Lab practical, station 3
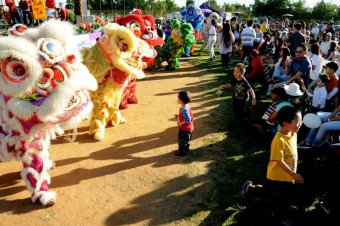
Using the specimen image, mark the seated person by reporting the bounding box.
[298,104,340,149]
[246,49,264,83]
[285,43,312,87]
[325,62,339,110]
[254,87,287,134]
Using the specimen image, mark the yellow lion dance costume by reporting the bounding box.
[81,24,148,141]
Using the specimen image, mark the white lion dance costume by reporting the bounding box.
[81,23,148,141]
[0,21,97,206]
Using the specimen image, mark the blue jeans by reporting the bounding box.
[273,66,290,82]
[306,112,340,147]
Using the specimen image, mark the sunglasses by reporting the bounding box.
[295,51,303,53]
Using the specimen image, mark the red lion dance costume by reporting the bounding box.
[116,9,164,109]
[0,21,97,206]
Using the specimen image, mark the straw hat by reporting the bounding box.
[303,113,322,128]
[284,83,303,96]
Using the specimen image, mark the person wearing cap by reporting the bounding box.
[245,49,264,83]
[285,43,312,87]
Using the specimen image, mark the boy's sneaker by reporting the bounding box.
[297,140,312,149]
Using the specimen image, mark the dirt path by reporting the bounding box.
[0,61,218,226]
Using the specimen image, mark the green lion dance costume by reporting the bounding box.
[153,19,195,70]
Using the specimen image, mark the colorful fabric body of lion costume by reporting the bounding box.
[0,20,97,206]
[152,19,195,71]
[115,9,163,109]
[81,23,148,141]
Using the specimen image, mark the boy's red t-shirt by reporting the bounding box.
[326,74,339,93]
[178,108,194,132]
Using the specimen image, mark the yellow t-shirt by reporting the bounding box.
[260,23,268,33]
[266,131,298,183]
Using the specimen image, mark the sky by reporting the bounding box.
[174,0,340,8]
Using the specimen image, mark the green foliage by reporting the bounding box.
[252,0,339,21]
[311,0,338,21]
[68,10,76,24]
[85,0,179,17]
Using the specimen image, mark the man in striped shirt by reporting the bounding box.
[241,20,256,63]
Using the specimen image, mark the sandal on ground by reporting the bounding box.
[239,180,252,199]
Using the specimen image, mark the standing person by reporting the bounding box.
[240,19,256,63]
[175,91,194,156]
[19,0,32,26]
[217,22,235,70]
[240,106,304,226]
[260,18,268,34]
[45,0,56,19]
[5,0,23,25]
[287,23,306,55]
[208,19,217,62]
[200,19,209,51]
[218,63,257,124]
[285,43,312,86]
[57,2,68,21]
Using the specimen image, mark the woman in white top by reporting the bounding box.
[217,22,235,69]
[208,19,217,61]
[308,43,322,80]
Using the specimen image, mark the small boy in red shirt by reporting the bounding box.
[175,91,194,156]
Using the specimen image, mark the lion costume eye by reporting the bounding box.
[1,57,29,83]
[127,21,142,37]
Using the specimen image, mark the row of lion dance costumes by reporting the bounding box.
[0,8,197,207]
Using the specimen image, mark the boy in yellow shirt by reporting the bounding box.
[239,106,304,225]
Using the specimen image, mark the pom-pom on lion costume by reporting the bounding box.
[0,20,97,206]
[152,19,195,71]
[81,23,148,141]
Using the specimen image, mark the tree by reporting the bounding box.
[292,0,311,20]
[205,0,223,11]
[312,0,338,21]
